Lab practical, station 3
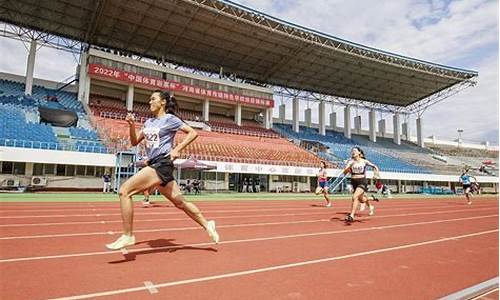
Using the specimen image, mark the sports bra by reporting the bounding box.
[350,159,367,176]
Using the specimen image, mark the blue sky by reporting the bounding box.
[0,0,498,144]
[233,0,499,143]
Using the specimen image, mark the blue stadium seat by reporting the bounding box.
[0,79,106,154]
[274,124,430,174]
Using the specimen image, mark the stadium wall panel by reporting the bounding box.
[0,146,115,167]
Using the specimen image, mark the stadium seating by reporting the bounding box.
[207,114,279,138]
[90,94,279,138]
[175,130,329,167]
[0,103,59,149]
[0,80,106,153]
[427,144,499,175]
[69,127,99,140]
[89,95,151,122]
[274,124,430,173]
[3,77,494,174]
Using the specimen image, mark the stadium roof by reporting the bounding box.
[0,0,478,107]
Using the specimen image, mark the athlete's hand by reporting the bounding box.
[170,149,180,161]
[125,112,135,126]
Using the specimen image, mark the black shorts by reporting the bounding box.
[463,184,471,190]
[351,177,368,192]
[147,154,175,187]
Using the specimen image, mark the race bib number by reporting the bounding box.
[143,127,160,149]
[351,161,365,174]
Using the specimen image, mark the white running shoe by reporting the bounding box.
[368,205,375,216]
[105,234,136,250]
[326,202,332,208]
[206,220,220,244]
[359,203,366,211]
[142,200,150,207]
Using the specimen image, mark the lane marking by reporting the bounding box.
[1,203,494,227]
[143,281,158,294]
[0,208,495,240]
[47,229,499,300]
[0,199,457,209]
[1,202,495,219]
[1,214,497,263]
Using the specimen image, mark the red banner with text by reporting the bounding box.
[88,64,274,108]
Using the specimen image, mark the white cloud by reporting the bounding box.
[0,0,497,143]
[251,0,499,144]
[423,52,499,143]
[33,46,79,82]
[0,38,78,82]
[0,38,30,75]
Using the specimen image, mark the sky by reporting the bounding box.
[0,0,498,144]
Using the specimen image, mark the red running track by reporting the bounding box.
[0,196,498,300]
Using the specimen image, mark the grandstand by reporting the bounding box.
[0,76,106,153]
[0,3,498,300]
[0,0,497,194]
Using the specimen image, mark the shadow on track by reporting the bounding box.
[108,238,217,264]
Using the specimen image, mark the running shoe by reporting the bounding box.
[326,202,332,208]
[142,200,150,207]
[206,220,220,244]
[359,203,366,211]
[370,194,380,202]
[345,215,355,223]
[105,234,136,250]
[467,201,472,205]
[368,205,375,216]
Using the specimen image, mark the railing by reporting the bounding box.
[211,126,279,138]
[417,186,454,195]
[55,74,77,91]
[181,154,320,168]
[0,138,109,154]
[98,111,148,123]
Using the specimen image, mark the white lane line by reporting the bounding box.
[0,219,328,240]
[0,207,332,218]
[1,205,493,228]
[0,211,332,227]
[1,214,497,263]
[47,229,499,300]
[1,201,495,219]
[4,197,495,207]
[143,281,158,294]
[0,208,495,240]
[0,204,315,213]
[0,201,495,219]
[0,200,477,213]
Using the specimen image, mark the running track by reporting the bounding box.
[0,196,498,300]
